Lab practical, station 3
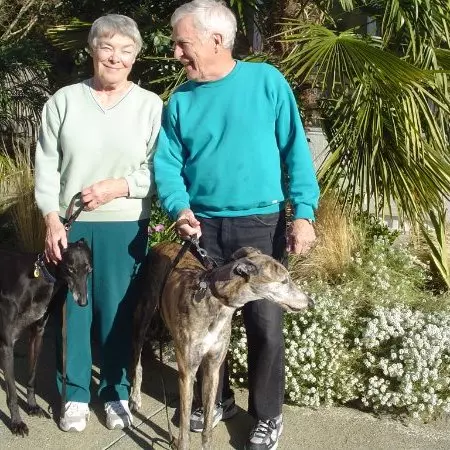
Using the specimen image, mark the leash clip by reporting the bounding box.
[64,192,85,232]
[188,235,209,260]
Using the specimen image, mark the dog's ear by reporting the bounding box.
[210,258,258,284]
[233,259,258,281]
[76,238,87,245]
[229,247,262,261]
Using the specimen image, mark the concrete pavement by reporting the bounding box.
[1,321,450,449]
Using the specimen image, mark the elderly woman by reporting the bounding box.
[34,14,162,432]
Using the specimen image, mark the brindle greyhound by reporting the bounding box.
[130,241,313,450]
[0,239,92,436]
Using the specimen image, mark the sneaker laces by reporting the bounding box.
[191,407,204,418]
[191,400,222,417]
[250,419,276,440]
[64,402,88,417]
[105,400,127,416]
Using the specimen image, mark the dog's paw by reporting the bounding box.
[129,394,142,412]
[27,404,46,418]
[11,420,29,437]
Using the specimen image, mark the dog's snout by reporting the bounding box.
[307,296,315,309]
[77,297,88,307]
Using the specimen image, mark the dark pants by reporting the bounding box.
[198,212,287,420]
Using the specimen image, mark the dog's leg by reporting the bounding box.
[26,316,48,417]
[0,343,28,436]
[200,355,223,450]
[130,353,143,411]
[130,297,156,411]
[177,356,196,450]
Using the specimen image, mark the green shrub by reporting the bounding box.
[229,236,450,420]
[148,197,178,247]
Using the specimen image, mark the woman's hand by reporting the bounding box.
[44,212,67,263]
[81,178,129,211]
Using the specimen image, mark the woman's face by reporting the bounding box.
[91,33,137,87]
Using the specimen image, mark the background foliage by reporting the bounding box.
[1,0,450,421]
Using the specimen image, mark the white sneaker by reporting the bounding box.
[105,400,133,430]
[59,401,90,432]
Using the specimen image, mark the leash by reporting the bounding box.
[155,235,217,448]
[61,191,86,420]
[156,238,193,449]
[64,192,84,232]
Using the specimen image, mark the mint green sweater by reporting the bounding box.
[154,61,319,220]
[35,80,163,221]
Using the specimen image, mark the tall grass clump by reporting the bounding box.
[0,140,44,251]
[289,194,363,283]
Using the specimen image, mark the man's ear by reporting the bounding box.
[213,33,223,47]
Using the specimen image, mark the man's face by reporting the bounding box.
[172,15,216,81]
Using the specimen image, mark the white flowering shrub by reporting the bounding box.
[229,236,450,420]
[357,306,450,419]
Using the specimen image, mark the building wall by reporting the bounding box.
[306,127,449,230]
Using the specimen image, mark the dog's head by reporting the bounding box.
[58,238,92,307]
[209,247,313,312]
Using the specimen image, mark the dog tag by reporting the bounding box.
[193,281,208,303]
[34,264,40,278]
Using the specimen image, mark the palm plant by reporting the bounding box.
[277,0,450,227]
[0,42,50,144]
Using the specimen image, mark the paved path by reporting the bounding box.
[1,322,450,449]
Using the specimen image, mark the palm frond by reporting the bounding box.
[278,22,431,94]
[318,81,450,223]
[45,19,91,52]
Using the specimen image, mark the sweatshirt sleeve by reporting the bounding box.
[275,72,320,220]
[153,102,191,220]
[34,102,62,217]
[125,96,163,199]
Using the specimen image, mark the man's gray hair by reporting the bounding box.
[88,14,143,54]
[171,0,237,49]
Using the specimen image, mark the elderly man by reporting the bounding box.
[154,1,319,448]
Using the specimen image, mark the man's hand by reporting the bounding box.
[286,218,316,255]
[81,178,129,211]
[176,208,202,239]
[44,211,67,263]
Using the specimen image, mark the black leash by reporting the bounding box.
[156,234,217,448]
[61,192,86,420]
[64,192,85,232]
[157,237,193,449]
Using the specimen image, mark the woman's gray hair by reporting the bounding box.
[171,0,237,49]
[88,14,143,54]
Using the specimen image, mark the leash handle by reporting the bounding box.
[64,192,85,232]
[187,234,218,269]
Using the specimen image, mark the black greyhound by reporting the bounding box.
[0,239,92,436]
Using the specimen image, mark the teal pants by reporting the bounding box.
[56,220,148,403]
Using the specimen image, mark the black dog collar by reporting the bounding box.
[34,254,57,284]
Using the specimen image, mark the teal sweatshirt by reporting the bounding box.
[35,80,163,222]
[154,61,319,220]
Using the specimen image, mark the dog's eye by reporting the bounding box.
[281,278,289,285]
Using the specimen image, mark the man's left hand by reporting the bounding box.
[286,218,316,255]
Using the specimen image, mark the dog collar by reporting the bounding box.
[34,254,57,284]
